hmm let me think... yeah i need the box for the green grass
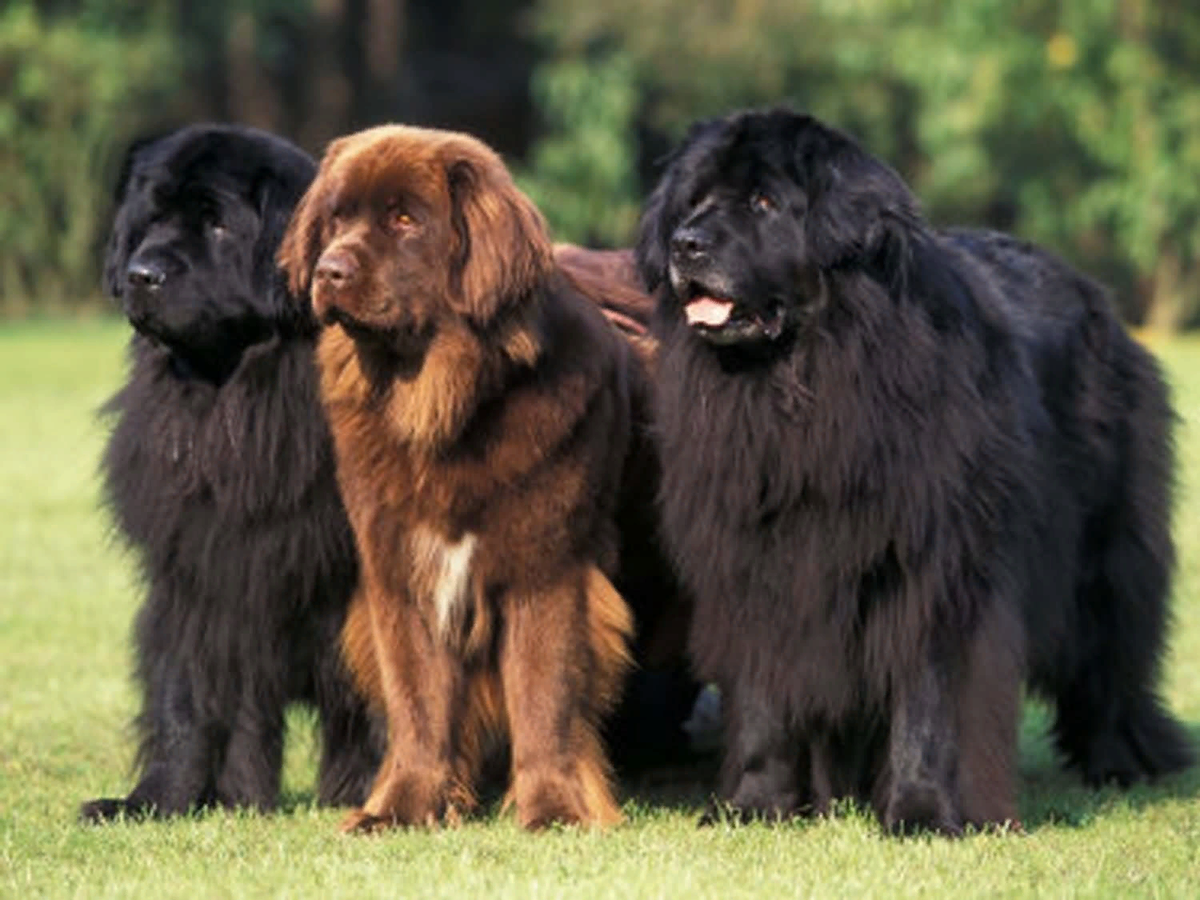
[2,319,1199,898]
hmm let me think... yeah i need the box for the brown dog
[278,125,680,831]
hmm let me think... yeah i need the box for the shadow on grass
[620,751,721,815]
[271,704,1199,833]
[1014,717,1200,831]
[275,750,724,824]
[608,712,1200,833]
[276,790,325,815]
[1011,701,1200,831]
[1018,765,1200,831]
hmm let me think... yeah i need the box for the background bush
[4,0,1199,327]
[0,2,178,312]
[527,0,1200,327]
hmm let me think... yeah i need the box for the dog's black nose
[671,226,712,262]
[314,251,356,287]
[126,261,166,290]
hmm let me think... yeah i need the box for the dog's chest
[408,524,479,640]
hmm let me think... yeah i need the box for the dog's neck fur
[322,290,546,453]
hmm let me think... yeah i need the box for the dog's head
[278,125,553,357]
[104,124,317,379]
[635,108,920,350]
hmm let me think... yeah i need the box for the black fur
[80,124,382,822]
[636,108,1193,834]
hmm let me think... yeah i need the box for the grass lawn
[2,318,1199,898]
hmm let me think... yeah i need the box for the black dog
[636,108,1192,834]
[80,124,381,821]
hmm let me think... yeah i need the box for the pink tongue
[685,297,734,327]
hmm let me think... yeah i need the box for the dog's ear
[254,161,317,299]
[277,179,326,298]
[444,150,553,324]
[102,134,162,297]
[277,137,351,297]
[109,133,158,206]
[252,147,315,247]
[634,169,674,294]
[801,124,919,276]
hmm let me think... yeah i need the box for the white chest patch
[409,526,478,639]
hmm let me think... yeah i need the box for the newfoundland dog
[277,125,694,831]
[80,123,382,821]
[636,108,1192,834]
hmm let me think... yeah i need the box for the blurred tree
[516,52,641,247]
[1,0,540,310]
[528,0,921,200]
[885,0,1200,328]
[529,0,1200,327]
[8,0,1199,323]
[0,1,179,310]
[169,0,535,155]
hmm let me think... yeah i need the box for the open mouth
[682,288,786,345]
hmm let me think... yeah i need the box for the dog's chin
[127,315,246,383]
[321,305,382,342]
[323,305,434,364]
[126,311,173,347]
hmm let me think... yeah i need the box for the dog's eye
[750,192,775,214]
[208,222,229,239]
[383,202,416,234]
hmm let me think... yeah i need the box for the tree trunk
[363,0,404,122]
[226,11,285,130]
[1137,248,1195,336]
[302,0,354,151]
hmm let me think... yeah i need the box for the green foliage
[887,0,1200,328]
[529,0,1200,327]
[3,322,1200,896]
[532,0,833,130]
[5,1,1200,326]
[516,53,642,247]
[0,3,179,311]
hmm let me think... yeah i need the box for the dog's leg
[316,597,383,808]
[315,673,382,809]
[705,677,802,825]
[954,603,1023,832]
[878,655,964,836]
[1051,501,1194,784]
[214,697,285,813]
[500,568,631,829]
[81,634,222,822]
[879,605,1022,837]
[1046,298,1193,786]
[341,586,473,832]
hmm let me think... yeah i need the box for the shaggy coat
[80,124,381,821]
[555,245,656,364]
[278,125,689,831]
[636,108,1192,834]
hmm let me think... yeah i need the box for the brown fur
[280,125,671,831]
[555,245,658,372]
[554,245,654,337]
